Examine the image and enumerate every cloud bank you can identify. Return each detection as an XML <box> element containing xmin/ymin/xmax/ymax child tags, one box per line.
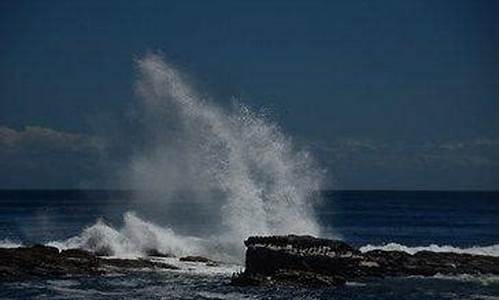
<box><xmin>0</xmin><ymin>126</ymin><xmax>105</xmax><ymax>154</ymax></box>
<box><xmin>0</xmin><ymin>126</ymin><xmax>107</xmax><ymax>189</ymax></box>
<box><xmin>311</xmin><ymin>137</ymin><xmax>498</xmax><ymax>190</ymax></box>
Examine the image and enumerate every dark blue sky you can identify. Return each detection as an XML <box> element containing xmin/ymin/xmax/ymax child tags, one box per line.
<box><xmin>0</xmin><ymin>0</ymin><xmax>498</xmax><ymax>190</ymax></box>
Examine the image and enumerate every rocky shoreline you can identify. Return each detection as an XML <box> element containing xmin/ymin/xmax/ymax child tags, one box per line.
<box><xmin>0</xmin><ymin>236</ymin><xmax>497</xmax><ymax>286</ymax></box>
<box><xmin>0</xmin><ymin>245</ymin><xmax>181</xmax><ymax>281</ymax></box>
<box><xmin>231</xmin><ymin>235</ymin><xmax>498</xmax><ymax>287</ymax></box>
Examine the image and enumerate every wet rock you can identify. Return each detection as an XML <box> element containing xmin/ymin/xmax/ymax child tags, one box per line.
<box><xmin>362</xmin><ymin>249</ymin><xmax>499</xmax><ymax>276</ymax></box>
<box><xmin>232</xmin><ymin>235</ymin><xmax>499</xmax><ymax>287</ymax></box>
<box><xmin>179</xmin><ymin>256</ymin><xmax>214</xmax><ymax>263</ymax></box>
<box><xmin>101</xmin><ymin>258</ymin><xmax>178</xmax><ymax>270</ymax></box>
<box><xmin>60</xmin><ymin>248</ymin><xmax>95</xmax><ymax>259</ymax></box>
<box><xmin>0</xmin><ymin>245</ymin><xmax>101</xmax><ymax>281</ymax></box>
<box><xmin>0</xmin><ymin>245</ymin><xmax>178</xmax><ymax>281</ymax></box>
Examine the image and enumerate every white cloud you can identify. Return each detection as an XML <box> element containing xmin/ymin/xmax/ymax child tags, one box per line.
<box><xmin>0</xmin><ymin>126</ymin><xmax>106</xmax><ymax>153</ymax></box>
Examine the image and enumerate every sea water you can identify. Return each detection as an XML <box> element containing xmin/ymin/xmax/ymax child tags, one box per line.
<box><xmin>0</xmin><ymin>190</ymin><xmax>497</xmax><ymax>299</ymax></box>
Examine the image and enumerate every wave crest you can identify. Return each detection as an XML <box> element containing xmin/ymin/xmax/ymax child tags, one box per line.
<box><xmin>359</xmin><ymin>243</ymin><xmax>498</xmax><ymax>257</ymax></box>
<box><xmin>48</xmin><ymin>212</ymin><xmax>204</xmax><ymax>258</ymax></box>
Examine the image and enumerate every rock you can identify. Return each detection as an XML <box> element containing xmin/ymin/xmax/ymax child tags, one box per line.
<box><xmin>362</xmin><ymin>249</ymin><xmax>499</xmax><ymax>277</ymax></box>
<box><xmin>100</xmin><ymin>258</ymin><xmax>178</xmax><ymax>270</ymax></box>
<box><xmin>0</xmin><ymin>245</ymin><xmax>101</xmax><ymax>281</ymax></box>
<box><xmin>0</xmin><ymin>245</ymin><xmax>178</xmax><ymax>281</ymax></box>
<box><xmin>60</xmin><ymin>249</ymin><xmax>95</xmax><ymax>259</ymax></box>
<box><xmin>232</xmin><ymin>235</ymin><xmax>499</xmax><ymax>287</ymax></box>
<box><xmin>245</xmin><ymin>235</ymin><xmax>356</xmax><ymax>255</ymax></box>
<box><xmin>179</xmin><ymin>256</ymin><xmax>214</xmax><ymax>263</ymax></box>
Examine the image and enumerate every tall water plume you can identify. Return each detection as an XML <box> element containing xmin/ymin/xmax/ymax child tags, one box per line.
<box><xmin>50</xmin><ymin>54</ymin><xmax>325</xmax><ymax>261</ymax></box>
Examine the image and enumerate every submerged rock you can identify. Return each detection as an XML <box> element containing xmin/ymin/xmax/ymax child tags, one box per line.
<box><xmin>0</xmin><ymin>245</ymin><xmax>177</xmax><ymax>281</ymax></box>
<box><xmin>232</xmin><ymin>235</ymin><xmax>498</xmax><ymax>287</ymax></box>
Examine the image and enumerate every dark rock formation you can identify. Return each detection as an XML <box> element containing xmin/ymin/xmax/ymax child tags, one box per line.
<box><xmin>101</xmin><ymin>258</ymin><xmax>178</xmax><ymax>270</ymax></box>
<box><xmin>179</xmin><ymin>256</ymin><xmax>214</xmax><ymax>263</ymax></box>
<box><xmin>0</xmin><ymin>245</ymin><xmax>178</xmax><ymax>281</ymax></box>
<box><xmin>179</xmin><ymin>255</ymin><xmax>219</xmax><ymax>267</ymax></box>
<box><xmin>232</xmin><ymin>235</ymin><xmax>498</xmax><ymax>287</ymax></box>
<box><xmin>0</xmin><ymin>245</ymin><xmax>101</xmax><ymax>281</ymax></box>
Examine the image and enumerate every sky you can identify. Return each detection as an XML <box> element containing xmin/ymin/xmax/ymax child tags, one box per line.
<box><xmin>0</xmin><ymin>0</ymin><xmax>498</xmax><ymax>190</ymax></box>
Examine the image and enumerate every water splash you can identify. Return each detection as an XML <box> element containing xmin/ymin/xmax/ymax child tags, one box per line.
<box><xmin>50</xmin><ymin>54</ymin><xmax>325</xmax><ymax>261</ymax></box>
<box><xmin>134</xmin><ymin>54</ymin><xmax>323</xmax><ymax>256</ymax></box>
<box><xmin>48</xmin><ymin>212</ymin><xmax>204</xmax><ymax>258</ymax></box>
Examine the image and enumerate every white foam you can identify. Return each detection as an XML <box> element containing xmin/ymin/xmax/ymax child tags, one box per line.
<box><xmin>0</xmin><ymin>239</ymin><xmax>23</xmax><ymax>248</ymax></box>
<box><xmin>48</xmin><ymin>212</ymin><xmax>205</xmax><ymax>258</ymax></box>
<box><xmin>150</xmin><ymin>256</ymin><xmax>242</xmax><ymax>276</ymax></box>
<box><xmin>359</xmin><ymin>243</ymin><xmax>499</xmax><ymax>257</ymax></box>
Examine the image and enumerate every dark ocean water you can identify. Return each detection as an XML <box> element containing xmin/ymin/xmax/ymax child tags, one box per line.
<box><xmin>0</xmin><ymin>190</ymin><xmax>498</xmax><ymax>299</ymax></box>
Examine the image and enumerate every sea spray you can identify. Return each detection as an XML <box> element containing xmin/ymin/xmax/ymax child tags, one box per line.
<box><xmin>49</xmin><ymin>54</ymin><xmax>325</xmax><ymax>261</ymax></box>
<box><xmin>47</xmin><ymin>212</ymin><xmax>204</xmax><ymax>258</ymax></box>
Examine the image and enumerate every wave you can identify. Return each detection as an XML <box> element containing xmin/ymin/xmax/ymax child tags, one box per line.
<box><xmin>0</xmin><ymin>239</ymin><xmax>23</xmax><ymax>248</ymax></box>
<box><xmin>47</xmin><ymin>212</ymin><xmax>206</xmax><ymax>259</ymax></box>
<box><xmin>359</xmin><ymin>243</ymin><xmax>498</xmax><ymax>257</ymax></box>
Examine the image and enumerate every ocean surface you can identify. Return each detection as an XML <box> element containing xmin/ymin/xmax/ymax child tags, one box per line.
<box><xmin>0</xmin><ymin>190</ymin><xmax>498</xmax><ymax>299</ymax></box>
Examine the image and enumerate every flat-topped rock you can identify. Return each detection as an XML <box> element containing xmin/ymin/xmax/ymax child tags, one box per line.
<box><xmin>179</xmin><ymin>256</ymin><xmax>213</xmax><ymax>263</ymax></box>
<box><xmin>233</xmin><ymin>235</ymin><xmax>498</xmax><ymax>287</ymax></box>
<box><xmin>244</xmin><ymin>235</ymin><xmax>356</xmax><ymax>255</ymax></box>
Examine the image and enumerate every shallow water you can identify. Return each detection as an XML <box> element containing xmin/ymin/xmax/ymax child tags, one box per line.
<box><xmin>1</xmin><ymin>271</ymin><xmax>498</xmax><ymax>300</ymax></box>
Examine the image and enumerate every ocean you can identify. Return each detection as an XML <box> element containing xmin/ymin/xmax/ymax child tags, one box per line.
<box><xmin>0</xmin><ymin>190</ymin><xmax>497</xmax><ymax>299</ymax></box>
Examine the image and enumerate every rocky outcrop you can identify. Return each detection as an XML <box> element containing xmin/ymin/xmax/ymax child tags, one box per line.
<box><xmin>0</xmin><ymin>245</ymin><xmax>101</xmax><ymax>280</ymax></box>
<box><xmin>179</xmin><ymin>256</ymin><xmax>212</xmax><ymax>263</ymax></box>
<box><xmin>0</xmin><ymin>245</ymin><xmax>178</xmax><ymax>281</ymax></box>
<box><xmin>180</xmin><ymin>255</ymin><xmax>218</xmax><ymax>267</ymax></box>
<box><xmin>232</xmin><ymin>235</ymin><xmax>498</xmax><ymax>287</ymax></box>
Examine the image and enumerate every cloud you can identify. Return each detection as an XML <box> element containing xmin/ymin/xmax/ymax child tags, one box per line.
<box><xmin>0</xmin><ymin>126</ymin><xmax>109</xmax><ymax>189</ymax></box>
<box><xmin>0</xmin><ymin>126</ymin><xmax>106</xmax><ymax>154</ymax></box>
<box><xmin>305</xmin><ymin>137</ymin><xmax>498</xmax><ymax>189</ymax></box>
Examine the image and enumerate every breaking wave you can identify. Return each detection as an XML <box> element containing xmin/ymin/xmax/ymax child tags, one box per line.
<box><xmin>47</xmin><ymin>212</ymin><xmax>205</xmax><ymax>258</ymax></box>
<box><xmin>0</xmin><ymin>239</ymin><xmax>23</xmax><ymax>248</ymax></box>
<box><xmin>359</xmin><ymin>243</ymin><xmax>499</xmax><ymax>257</ymax></box>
